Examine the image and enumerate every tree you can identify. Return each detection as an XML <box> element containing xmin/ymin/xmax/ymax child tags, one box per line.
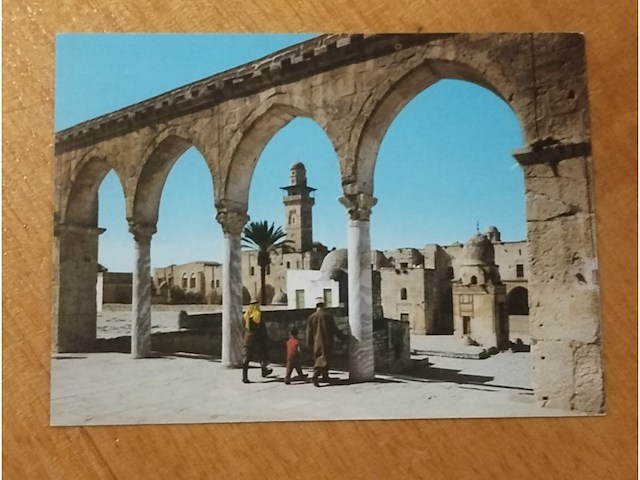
<box><xmin>241</xmin><ymin>221</ymin><xmax>291</xmax><ymax>305</ymax></box>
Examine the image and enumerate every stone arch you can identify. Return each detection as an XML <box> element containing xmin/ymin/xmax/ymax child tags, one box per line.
<box><xmin>508</xmin><ymin>286</ymin><xmax>529</xmax><ymax>315</ymax></box>
<box><xmin>65</xmin><ymin>155</ymin><xmax>124</xmax><ymax>227</ymax></box>
<box><xmin>222</xmin><ymin>98</ymin><xmax>339</xmax><ymax>208</ymax></box>
<box><xmin>354</xmin><ymin>60</ymin><xmax>526</xmax><ymax>194</ymax></box>
<box><xmin>132</xmin><ymin>133</ymin><xmax>208</xmax><ymax>226</ymax></box>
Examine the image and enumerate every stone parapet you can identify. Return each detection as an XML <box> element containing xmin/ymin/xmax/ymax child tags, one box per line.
<box><xmin>55</xmin><ymin>34</ymin><xmax>452</xmax><ymax>154</ymax></box>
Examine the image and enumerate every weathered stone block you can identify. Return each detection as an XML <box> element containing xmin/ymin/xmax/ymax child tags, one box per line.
<box><xmin>524</xmin><ymin>157</ymin><xmax>593</xmax><ymax>222</ymax></box>
<box><xmin>529</xmin><ymin>284</ymin><xmax>601</xmax><ymax>343</ymax></box>
<box><xmin>527</xmin><ymin>215</ymin><xmax>598</xmax><ymax>283</ymax></box>
<box><xmin>573</xmin><ymin>343</ymin><xmax>605</xmax><ymax>413</ymax></box>
<box><xmin>531</xmin><ymin>340</ymin><xmax>574</xmax><ymax>410</ymax></box>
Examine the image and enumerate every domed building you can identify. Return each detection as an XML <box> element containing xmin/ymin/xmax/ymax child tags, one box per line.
<box><xmin>458</xmin><ymin>233</ymin><xmax>501</xmax><ymax>286</ymax></box>
<box><xmin>320</xmin><ymin>248</ymin><xmax>348</xmax><ymax>280</ymax></box>
<box><xmin>451</xmin><ymin>232</ymin><xmax>509</xmax><ymax>349</ymax></box>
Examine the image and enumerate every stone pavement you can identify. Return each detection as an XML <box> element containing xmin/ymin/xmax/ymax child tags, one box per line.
<box><xmin>50</xmin><ymin>340</ymin><xmax>585</xmax><ymax>426</ymax></box>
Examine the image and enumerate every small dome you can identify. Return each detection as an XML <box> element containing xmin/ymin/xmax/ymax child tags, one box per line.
<box><xmin>464</xmin><ymin>233</ymin><xmax>495</xmax><ymax>265</ymax></box>
<box><xmin>486</xmin><ymin>226</ymin><xmax>501</xmax><ymax>242</ymax></box>
<box><xmin>320</xmin><ymin>248</ymin><xmax>348</xmax><ymax>280</ymax></box>
<box><xmin>272</xmin><ymin>291</ymin><xmax>288</xmax><ymax>304</ymax></box>
<box><xmin>290</xmin><ymin>162</ymin><xmax>306</xmax><ymax>171</ymax></box>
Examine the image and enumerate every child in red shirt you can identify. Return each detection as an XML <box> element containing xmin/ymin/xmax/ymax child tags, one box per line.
<box><xmin>285</xmin><ymin>328</ymin><xmax>307</xmax><ymax>385</ymax></box>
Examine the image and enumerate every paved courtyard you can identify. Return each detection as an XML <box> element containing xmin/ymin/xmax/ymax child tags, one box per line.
<box><xmin>50</xmin><ymin>335</ymin><xmax>585</xmax><ymax>426</ymax></box>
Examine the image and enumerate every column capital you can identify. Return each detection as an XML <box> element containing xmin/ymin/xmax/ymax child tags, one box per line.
<box><xmin>339</xmin><ymin>193</ymin><xmax>377</xmax><ymax>221</ymax></box>
<box><xmin>216</xmin><ymin>209</ymin><xmax>249</xmax><ymax>236</ymax></box>
<box><xmin>128</xmin><ymin>222</ymin><xmax>157</xmax><ymax>243</ymax></box>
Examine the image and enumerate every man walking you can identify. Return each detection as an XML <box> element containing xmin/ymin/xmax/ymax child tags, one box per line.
<box><xmin>306</xmin><ymin>297</ymin><xmax>347</xmax><ymax>387</ymax></box>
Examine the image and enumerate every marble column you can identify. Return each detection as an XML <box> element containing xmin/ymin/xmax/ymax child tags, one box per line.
<box><xmin>216</xmin><ymin>209</ymin><xmax>249</xmax><ymax>368</ymax></box>
<box><xmin>129</xmin><ymin>223</ymin><xmax>156</xmax><ymax>359</ymax></box>
<box><xmin>339</xmin><ymin>193</ymin><xmax>377</xmax><ymax>382</ymax></box>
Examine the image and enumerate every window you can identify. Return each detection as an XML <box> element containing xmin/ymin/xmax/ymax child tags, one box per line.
<box><xmin>215</xmin><ymin>280</ymin><xmax>220</xmax><ymax>288</ymax></box>
<box><xmin>181</xmin><ymin>273</ymin><xmax>188</xmax><ymax>289</ymax></box>
<box><xmin>323</xmin><ymin>289</ymin><xmax>332</xmax><ymax>307</ymax></box>
<box><xmin>400</xmin><ymin>262</ymin><xmax>408</xmax><ymax>269</ymax></box>
<box><xmin>250</xmin><ymin>266</ymin><xmax>255</xmax><ymax>276</ymax></box>
<box><xmin>470</xmin><ymin>276</ymin><xmax>478</xmax><ymax>285</ymax></box>
<box><xmin>295</xmin><ymin>289</ymin><xmax>305</xmax><ymax>309</ymax></box>
<box><xmin>189</xmin><ymin>273</ymin><xmax>196</xmax><ymax>288</ymax></box>
<box><xmin>400</xmin><ymin>313</ymin><xmax>409</xmax><ymax>322</ymax></box>
<box><xmin>211</xmin><ymin>280</ymin><xmax>215</xmax><ymax>288</ymax></box>
<box><xmin>400</xmin><ymin>288</ymin><xmax>407</xmax><ymax>300</ymax></box>
<box><xmin>286</xmin><ymin>262</ymin><xmax>291</xmax><ymax>268</ymax></box>
<box><xmin>516</xmin><ymin>264</ymin><xmax>524</xmax><ymax>278</ymax></box>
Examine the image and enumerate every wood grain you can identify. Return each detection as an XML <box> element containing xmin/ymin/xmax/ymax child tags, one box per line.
<box><xmin>3</xmin><ymin>1</ymin><xmax>637</xmax><ymax>478</ymax></box>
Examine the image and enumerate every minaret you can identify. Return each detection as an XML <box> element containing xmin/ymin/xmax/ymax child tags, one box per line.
<box><xmin>280</xmin><ymin>162</ymin><xmax>316</xmax><ymax>252</ymax></box>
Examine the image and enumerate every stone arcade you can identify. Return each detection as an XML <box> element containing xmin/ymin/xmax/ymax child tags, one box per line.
<box><xmin>54</xmin><ymin>33</ymin><xmax>603</xmax><ymax>411</ymax></box>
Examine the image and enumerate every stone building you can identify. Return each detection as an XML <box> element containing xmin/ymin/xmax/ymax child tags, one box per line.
<box><xmin>152</xmin><ymin>162</ymin><xmax>328</xmax><ymax>304</ymax></box>
<box><xmin>451</xmin><ymin>233</ymin><xmax>509</xmax><ymax>349</ymax></box>
<box><xmin>375</xmin><ymin>230</ymin><xmax>529</xmax><ymax>337</ymax></box>
<box><xmin>146</xmin><ymin>159</ymin><xmax>529</xmax><ymax>339</ymax></box>
<box><xmin>153</xmin><ymin>261</ymin><xmax>222</xmax><ymax>303</ymax></box>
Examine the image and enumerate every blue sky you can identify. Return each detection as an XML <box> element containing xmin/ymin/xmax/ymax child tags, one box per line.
<box><xmin>56</xmin><ymin>34</ymin><xmax>525</xmax><ymax>272</ymax></box>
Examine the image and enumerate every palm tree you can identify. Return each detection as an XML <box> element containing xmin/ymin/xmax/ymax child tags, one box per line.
<box><xmin>241</xmin><ymin>221</ymin><xmax>291</xmax><ymax>305</ymax></box>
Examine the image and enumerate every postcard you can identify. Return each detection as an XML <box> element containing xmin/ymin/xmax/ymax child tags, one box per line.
<box><xmin>51</xmin><ymin>33</ymin><xmax>603</xmax><ymax>425</ymax></box>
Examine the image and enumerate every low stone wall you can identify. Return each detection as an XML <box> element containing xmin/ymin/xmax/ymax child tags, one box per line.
<box><xmin>98</xmin><ymin>307</ymin><xmax>411</xmax><ymax>373</ymax></box>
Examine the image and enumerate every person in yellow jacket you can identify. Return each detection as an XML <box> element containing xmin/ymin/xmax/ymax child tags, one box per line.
<box><xmin>242</xmin><ymin>299</ymin><xmax>273</xmax><ymax>383</ymax></box>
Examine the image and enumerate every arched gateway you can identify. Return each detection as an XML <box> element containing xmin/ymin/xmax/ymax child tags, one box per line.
<box><xmin>54</xmin><ymin>34</ymin><xmax>603</xmax><ymax>413</ymax></box>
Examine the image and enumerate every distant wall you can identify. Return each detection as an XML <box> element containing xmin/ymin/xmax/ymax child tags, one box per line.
<box><xmin>98</xmin><ymin>307</ymin><xmax>411</xmax><ymax>373</ymax></box>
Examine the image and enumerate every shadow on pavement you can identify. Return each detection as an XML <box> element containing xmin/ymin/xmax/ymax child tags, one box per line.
<box><xmin>391</xmin><ymin>364</ymin><xmax>533</xmax><ymax>392</ymax></box>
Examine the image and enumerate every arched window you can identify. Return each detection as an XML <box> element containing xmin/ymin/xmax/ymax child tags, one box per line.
<box><xmin>400</xmin><ymin>288</ymin><xmax>408</xmax><ymax>300</ymax></box>
<box><xmin>470</xmin><ymin>276</ymin><xmax>478</xmax><ymax>285</ymax></box>
<box><xmin>189</xmin><ymin>273</ymin><xmax>196</xmax><ymax>288</ymax></box>
<box><xmin>181</xmin><ymin>273</ymin><xmax>188</xmax><ymax>289</ymax></box>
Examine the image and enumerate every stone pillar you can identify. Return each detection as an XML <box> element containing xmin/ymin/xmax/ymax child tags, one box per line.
<box><xmin>53</xmin><ymin>224</ymin><xmax>105</xmax><ymax>353</ymax></box>
<box><xmin>129</xmin><ymin>223</ymin><xmax>156</xmax><ymax>359</ymax></box>
<box><xmin>339</xmin><ymin>193</ymin><xmax>377</xmax><ymax>381</ymax></box>
<box><xmin>514</xmin><ymin>143</ymin><xmax>604</xmax><ymax>413</ymax></box>
<box><xmin>216</xmin><ymin>208</ymin><xmax>249</xmax><ymax>368</ymax></box>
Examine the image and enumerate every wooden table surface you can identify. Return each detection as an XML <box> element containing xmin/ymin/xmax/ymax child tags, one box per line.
<box><xmin>4</xmin><ymin>1</ymin><xmax>637</xmax><ymax>478</ymax></box>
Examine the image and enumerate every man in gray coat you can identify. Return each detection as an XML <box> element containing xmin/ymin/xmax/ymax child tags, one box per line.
<box><xmin>306</xmin><ymin>297</ymin><xmax>347</xmax><ymax>387</ymax></box>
